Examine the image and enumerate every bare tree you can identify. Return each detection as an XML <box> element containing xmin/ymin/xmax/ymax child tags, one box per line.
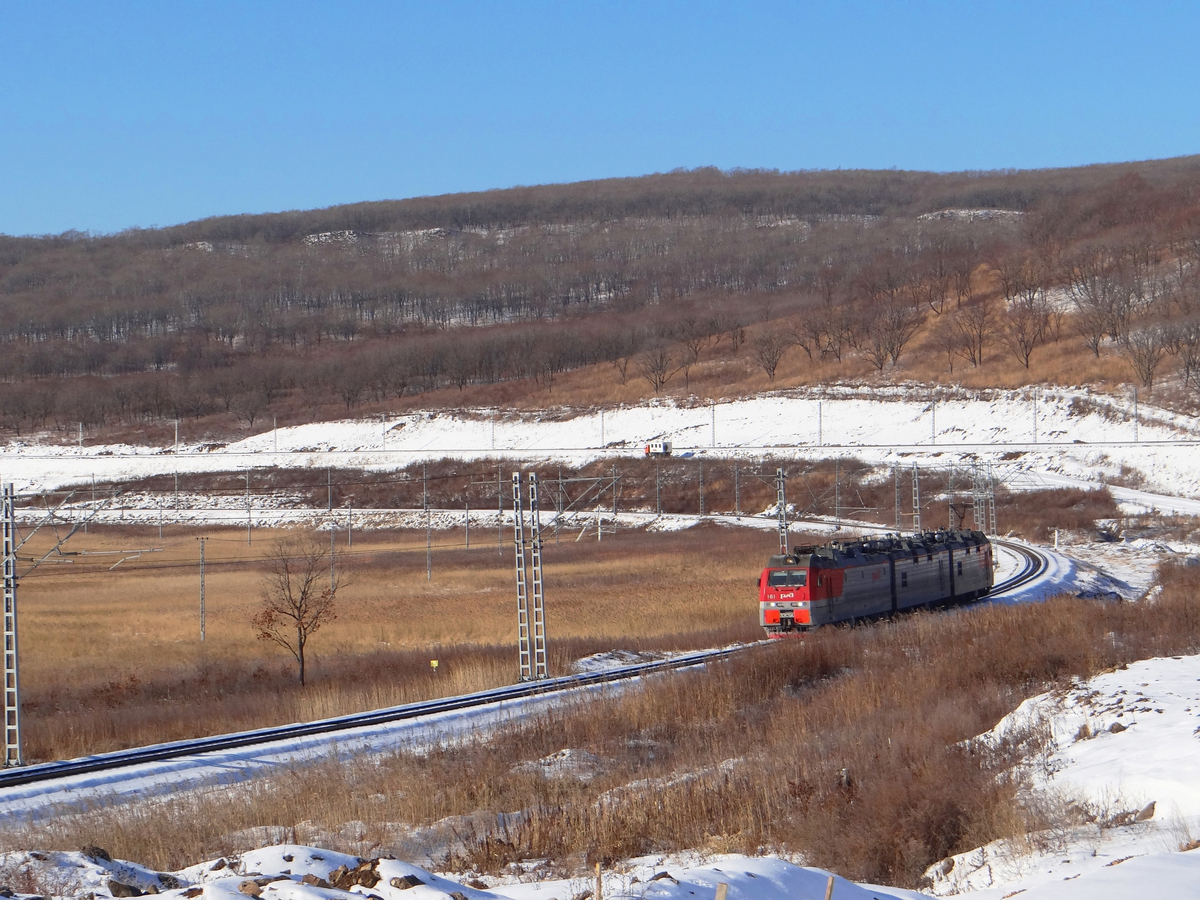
<box><xmin>997</xmin><ymin>255</ymin><xmax>1050</xmax><ymax>368</ymax></box>
<box><xmin>950</xmin><ymin>236</ymin><xmax>979</xmax><ymax>309</ymax></box>
<box><xmin>929</xmin><ymin>315</ymin><xmax>964</xmax><ymax>374</ymax></box>
<box><xmin>1120</xmin><ymin>324</ymin><xmax>1170</xmax><ymax>389</ymax></box>
<box><xmin>252</xmin><ymin>535</ymin><xmax>342</xmax><ymax>686</ymax></box>
<box><xmin>675</xmin><ymin>342</ymin><xmax>699</xmax><ymax>390</ymax></box>
<box><xmin>751</xmin><ymin>331</ymin><xmax>790</xmax><ymax>380</ymax></box>
<box><xmin>911</xmin><ymin>232</ymin><xmax>953</xmax><ymax>315</ymax></box>
<box><xmin>638</xmin><ymin>347</ymin><xmax>677</xmax><ymax>394</ymax></box>
<box><xmin>785</xmin><ymin>301</ymin><xmax>830</xmax><ymax>361</ymax></box>
<box><xmin>950</xmin><ymin>298</ymin><xmax>997</xmax><ymax>367</ymax></box>
<box><xmin>860</xmin><ymin>294</ymin><xmax>926</xmax><ymax>371</ymax></box>
<box><xmin>230</xmin><ymin>387</ymin><xmax>268</xmax><ymax>428</ymax></box>
<box><xmin>1171</xmin><ymin>318</ymin><xmax>1200</xmax><ymax>388</ymax></box>
<box><xmin>1063</xmin><ymin>245</ymin><xmax>1139</xmax><ymax>353</ymax></box>
<box><xmin>612</xmin><ymin>355</ymin><xmax>633</xmax><ymax>384</ymax></box>
<box><xmin>677</xmin><ymin>317</ymin><xmax>712</xmax><ymax>364</ymax></box>
<box><xmin>1002</xmin><ymin>296</ymin><xmax>1049</xmax><ymax>368</ymax></box>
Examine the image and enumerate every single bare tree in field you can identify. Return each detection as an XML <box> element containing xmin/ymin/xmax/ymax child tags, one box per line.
<box><xmin>252</xmin><ymin>535</ymin><xmax>342</xmax><ymax>686</ymax></box>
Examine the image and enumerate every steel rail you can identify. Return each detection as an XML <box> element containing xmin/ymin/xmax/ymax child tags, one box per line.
<box><xmin>989</xmin><ymin>538</ymin><xmax>1051</xmax><ymax>596</ymax></box>
<box><xmin>0</xmin><ymin>645</ymin><xmax>748</xmax><ymax>789</ymax></box>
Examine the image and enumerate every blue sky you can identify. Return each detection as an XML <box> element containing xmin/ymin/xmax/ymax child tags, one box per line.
<box><xmin>3</xmin><ymin>1</ymin><xmax>1199</xmax><ymax>236</ymax></box>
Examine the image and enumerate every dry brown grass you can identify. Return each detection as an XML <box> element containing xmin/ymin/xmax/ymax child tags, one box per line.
<box><xmin>12</xmin><ymin>563</ymin><xmax>1200</xmax><ymax>886</ymax></box>
<box><xmin>16</xmin><ymin>522</ymin><xmax>767</xmax><ymax>761</ymax></box>
<box><xmin>995</xmin><ymin>485</ymin><xmax>1121</xmax><ymax>541</ymax></box>
<box><xmin>428</xmin><ymin>305</ymin><xmax>1146</xmax><ymax>413</ymax></box>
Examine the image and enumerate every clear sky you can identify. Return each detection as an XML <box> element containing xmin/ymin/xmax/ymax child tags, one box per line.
<box><xmin>3</xmin><ymin>1</ymin><xmax>1199</xmax><ymax>236</ymax></box>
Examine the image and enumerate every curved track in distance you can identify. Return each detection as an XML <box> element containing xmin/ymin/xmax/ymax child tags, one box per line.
<box><xmin>990</xmin><ymin>538</ymin><xmax>1052</xmax><ymax>596</ymax></box>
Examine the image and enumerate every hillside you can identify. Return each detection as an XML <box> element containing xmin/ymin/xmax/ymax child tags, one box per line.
<box><xmin>3</xmin><ymin>159</ymin><xmax>1200</xmax><ymax>443</ymax></box>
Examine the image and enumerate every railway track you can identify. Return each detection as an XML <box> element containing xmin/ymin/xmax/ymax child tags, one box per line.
<box><xmin>990</xmin><ymin>538</ymin><xmax>1052</xmax><ymax>596</ymax></box>
<box><xmin>1</xmin><ymin>541</ymin><xmax>1053</xmax><ymax>793</ymax></box>
<box><xmin>0</xmin><ymin>646</ymin><xmax>746</xmax><ymax>790</ymax></box>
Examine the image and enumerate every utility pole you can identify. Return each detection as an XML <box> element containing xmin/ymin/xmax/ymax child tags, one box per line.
<box><xmin>972</xmin><ymin>463</ymin><xmax>986</xmax><ymax>533</ymax></box>
<box><xmin>347</xmin><ymin>501</ymin><xmax>352</xmax><ymax>547</ymax></box>
<box><xmin>818</xmin><ymin>401</ymin><xmax>823</xmax><ymax>445</ymax></box>
<box><xmin>497</xmin><ymin>464</ymin><xmax>503</xmax><ymax>554</ymax></box>
<box><xmin>835</xmin><ymin>460</ymin><xmax>844</xmax><ymax>525</ymax></box>
<box><xmin>656</xmin><ymin>462</ymin><xmax>662</xmax><ymax>516</ymax></box>
<box><xmin>988</xmin><ymin>464</ymin><xmax>997</xmax><ymax>535</ymax></box>
<box><xmin>528</xmin><ymin>473</ymin><xmax>547</xmax><ymax>679</ymax></box>
<box><xmin>711</xmin><ymin>400</ymin><xmax>716</xmax><ymax>447</ymax></box>
<box><xmin>733</xmin><ymin>463</ymin><xmax>740</xmax><ymax>515</ymax></box>
<box><xmin>948</xmin><ymin>466</ymin><xmax>955</xmax><ymax>530</ymax></box>
<box><xmin>465</xmin><ymin>500</ymin><xmax>470</xmax><ymax>549</ymax></box>
<box><xmin>424</xmin><ymin>463</ymin><xmax>431</xmax><ymax>581</ymax></box>
<box><xmin>912</xmin><ymin>463</ymin><xmax>922</xmax><ymax>533</ymax></box>
<box><xmin>776</xmin><ymin>468</ymin><xmax>788</xmax><ymax>556</ymax></box>
<box><xmin>894</xmin><ymin>465</ymin><xmax>901</xmax><ymax>532</ymax></box>
<box><xmin>513</xmin><ymin>473</ymin><xmax>531</xmax><ymax>681</ymax></box>
<box><xmin>245</xmin><ymin>470</ymin><xmax>251</xmax><ymax>545</ymax></box>
<box><xmin>197</xmin><ymin>536</ymin><xmax>207</xmax><ymax>643</ymax></box>
<box><xmin>699</xmin><ymin>461</ymin><xmax>704</xmax><ymax>517</ymax></box>
<box><xmin>327</xmin><ymin>468</ymin><xmax>332</xmax><ymax>511</ymax></box>
<box><xmin>1134</xmin><ymin>387</ymin><xmax>1139</xmax><ymax>442</ymax></box>
<box><xmin>3</xmin><ymin>484</ymin><xmax>22</xmax><ymax>767</ymax></box>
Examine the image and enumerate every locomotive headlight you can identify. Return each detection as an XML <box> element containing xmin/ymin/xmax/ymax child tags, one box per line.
<box><xmin>768</xmin><ymin>602</ymin><xmax>778</xmax><ymax>607</ymax></box>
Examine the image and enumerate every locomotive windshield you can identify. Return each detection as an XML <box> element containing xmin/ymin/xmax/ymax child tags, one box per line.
<box><xmin>767</xmin><ymin>569</ymin><xmax>807</xmax><ymax>587</ymax></box>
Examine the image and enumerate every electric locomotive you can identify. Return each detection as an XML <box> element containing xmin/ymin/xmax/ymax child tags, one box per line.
<box><xmin>759</xmin><ymin>529</ymin><xmax>993</xmax><ymax>634</ymax></box>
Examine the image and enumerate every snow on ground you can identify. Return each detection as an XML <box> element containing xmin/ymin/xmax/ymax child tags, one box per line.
<box><xmin>570</xmin><ymin>649</ymin><xmax>687</xmax><ymax>673</ymax></box>
<box><xmin>0</xmin><ymin>845</ymin><xmax>926</xmax><ymax>900</ymax></box>
<box><xmin>3</xmin><ymin>386</ymin><xmax>1198</xmax><ymax>506</ymax></box>
<box><xmin>923</xmin><ymin>654</ymin><xmax>1200</xmax><ymax>897</ymax></box>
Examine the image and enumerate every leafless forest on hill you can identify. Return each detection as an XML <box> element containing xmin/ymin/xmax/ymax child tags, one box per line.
<box><xmin>5</xmin><ymin>160</ymin><xmax>1200</xmax><ymax>437</ymax></box>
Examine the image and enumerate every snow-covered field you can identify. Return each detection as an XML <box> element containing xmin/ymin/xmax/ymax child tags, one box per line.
<box><xmin>2</xmin><ymin>386</ymin><xmax>1198</xmax><ymax>507</ymax></box>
